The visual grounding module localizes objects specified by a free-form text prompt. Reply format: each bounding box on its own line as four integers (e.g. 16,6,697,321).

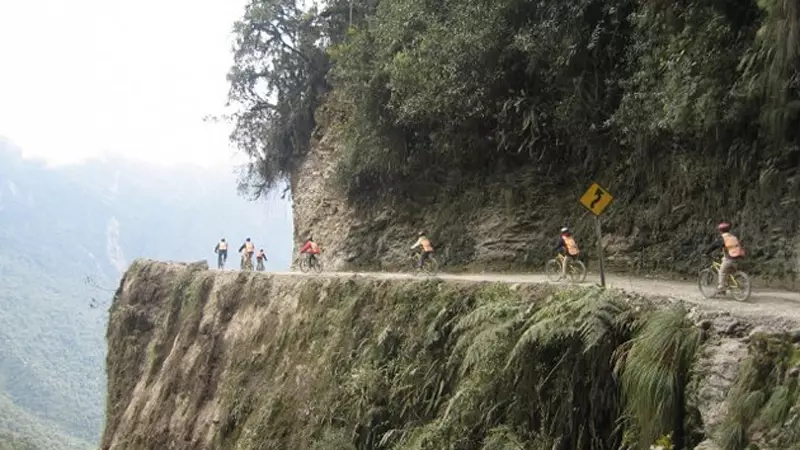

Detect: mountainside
225,0,800,287
0,137,293,449
101,260,800,450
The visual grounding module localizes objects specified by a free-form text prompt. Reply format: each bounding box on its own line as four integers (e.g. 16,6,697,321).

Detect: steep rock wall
291,131,800,288
102,260,800,450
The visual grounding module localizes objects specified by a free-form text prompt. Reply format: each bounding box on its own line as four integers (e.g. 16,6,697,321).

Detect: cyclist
213,238,228,269
256,249,267,271
411,231,434,269
554,227,580,278
299,237,320,267
238,238,255,270
714,222,745,292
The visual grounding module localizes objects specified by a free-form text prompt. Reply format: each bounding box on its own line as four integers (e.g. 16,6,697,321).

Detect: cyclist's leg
562,255,571,278
420,251,429,268
718,257,734,290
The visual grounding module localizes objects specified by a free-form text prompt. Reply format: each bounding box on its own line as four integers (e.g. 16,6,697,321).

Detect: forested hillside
226,0,800,283
0,138,293,449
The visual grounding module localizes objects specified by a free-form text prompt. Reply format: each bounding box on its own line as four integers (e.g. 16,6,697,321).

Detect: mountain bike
412,251,439,276
299,254,323,273
698,258,751,302
240,254,253,271
545,253,587,283
217,251,227,270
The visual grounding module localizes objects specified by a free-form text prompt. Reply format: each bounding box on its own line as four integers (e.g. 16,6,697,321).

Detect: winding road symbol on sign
580,183,613,216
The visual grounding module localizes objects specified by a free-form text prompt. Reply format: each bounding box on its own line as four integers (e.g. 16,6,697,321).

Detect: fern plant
615,304,702,450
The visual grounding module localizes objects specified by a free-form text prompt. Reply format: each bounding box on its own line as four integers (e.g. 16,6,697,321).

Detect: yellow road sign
579,182,613,216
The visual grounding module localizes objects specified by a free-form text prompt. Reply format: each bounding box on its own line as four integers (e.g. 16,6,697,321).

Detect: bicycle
240,254,253,271
412,251,439,276
545,253,587,283
216,251,227,270
698,258,751,302
299,254,323,273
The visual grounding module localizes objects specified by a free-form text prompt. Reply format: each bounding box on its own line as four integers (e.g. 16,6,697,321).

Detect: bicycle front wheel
698,267,718,299
730,271,752,302
545,259,562,282
568,260,587,283
312,258,323,273
423,256,439,276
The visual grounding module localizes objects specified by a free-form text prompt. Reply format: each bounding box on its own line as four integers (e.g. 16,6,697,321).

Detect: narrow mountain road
261,268,800,329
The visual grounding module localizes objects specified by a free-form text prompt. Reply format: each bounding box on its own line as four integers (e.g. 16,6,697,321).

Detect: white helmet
560,227,569,233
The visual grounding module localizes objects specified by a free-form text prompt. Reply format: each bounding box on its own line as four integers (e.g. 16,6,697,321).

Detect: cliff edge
102,260,800,450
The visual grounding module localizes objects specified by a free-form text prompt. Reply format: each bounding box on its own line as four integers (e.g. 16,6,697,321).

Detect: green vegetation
617,307,703,450
0,142,293,449
228,0,800,279
230,0,799,194
0,431,39,450
107,261,754,449
718,332,800,449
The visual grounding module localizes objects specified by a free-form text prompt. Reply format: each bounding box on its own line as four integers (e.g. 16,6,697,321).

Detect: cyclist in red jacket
299,237,320,266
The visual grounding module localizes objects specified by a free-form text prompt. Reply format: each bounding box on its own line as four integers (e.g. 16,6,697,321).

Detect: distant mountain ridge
0,137,292,449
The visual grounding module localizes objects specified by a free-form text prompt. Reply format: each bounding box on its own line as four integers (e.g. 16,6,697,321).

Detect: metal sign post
579,182,614,288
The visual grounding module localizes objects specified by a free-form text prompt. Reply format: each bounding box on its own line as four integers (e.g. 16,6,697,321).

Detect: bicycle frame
556,253,571,268
711,260,740,288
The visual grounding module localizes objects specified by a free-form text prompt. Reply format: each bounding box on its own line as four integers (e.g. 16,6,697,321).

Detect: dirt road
264,268,800,329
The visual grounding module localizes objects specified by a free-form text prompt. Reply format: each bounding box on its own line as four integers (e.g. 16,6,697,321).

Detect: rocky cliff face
101,260,800,450
291,124,800,287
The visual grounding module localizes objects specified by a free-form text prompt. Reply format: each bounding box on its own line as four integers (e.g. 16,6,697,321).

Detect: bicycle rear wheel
423,256,439,276
568,260,587,283
545,259,562,282
730,271,752,302
299,258,310,273
698,268,718,298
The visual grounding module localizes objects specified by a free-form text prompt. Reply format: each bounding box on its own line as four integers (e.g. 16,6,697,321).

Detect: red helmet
718,222,731,232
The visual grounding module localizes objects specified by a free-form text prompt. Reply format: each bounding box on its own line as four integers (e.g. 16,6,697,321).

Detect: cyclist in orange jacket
213,238,228,269
554,227,580,278
714,222,745,292
238,238,255,269
411,231,435,268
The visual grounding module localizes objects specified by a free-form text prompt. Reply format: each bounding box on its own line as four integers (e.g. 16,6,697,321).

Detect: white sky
0,0,250,167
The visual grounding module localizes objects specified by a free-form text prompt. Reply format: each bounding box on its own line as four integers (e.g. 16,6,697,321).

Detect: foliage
615,305,703,450
107,261,730,449
0,144,292,449
228,0,799,198
0,430,39,450
227,0,334,194
718,332,800,450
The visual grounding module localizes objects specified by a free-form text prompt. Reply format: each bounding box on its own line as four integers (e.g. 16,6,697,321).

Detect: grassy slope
104,261,800,450
101,261,711,449
0,393,91,450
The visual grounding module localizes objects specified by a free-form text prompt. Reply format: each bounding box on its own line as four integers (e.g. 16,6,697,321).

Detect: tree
227,0,331,196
